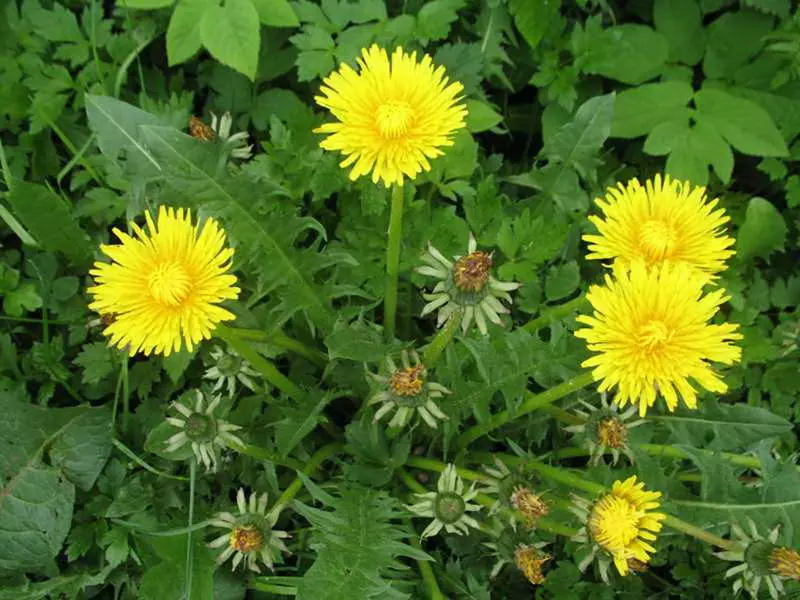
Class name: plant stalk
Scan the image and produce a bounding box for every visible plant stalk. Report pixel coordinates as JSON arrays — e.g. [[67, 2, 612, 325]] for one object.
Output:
[[384, 184, 405, 341], [522, 294, 589, 333], [422, 308, 462, 368], [455, 372, 596, 449], [215, 324, 304, 400]]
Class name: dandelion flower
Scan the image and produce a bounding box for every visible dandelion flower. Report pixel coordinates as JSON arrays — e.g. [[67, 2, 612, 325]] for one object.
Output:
[[575, 261, 742, 417], [510, 486, 550, 529], [407, 464, 482, 538], [367, 349, 450, 429], [208, 488, 290, 573], [584, 175, 735, 276], [314, 44, 468, 187], [165, 390, 244, 472], [572, 476, 665, 577], [716, 519, 800, 600], [515, 544, 551, 585], [417, 233, 521, 335], [89, 207, 239, 356]]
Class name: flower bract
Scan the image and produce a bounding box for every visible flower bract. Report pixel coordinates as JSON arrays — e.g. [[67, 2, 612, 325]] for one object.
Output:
[[165, 390, 244, 472], [89, 207, 239, 356], [407, 464, 482, 538], [584, 175, 735, 276], [565, 393, 645, 465], [204, 346, 259, 398], [208, 488, 290, 573], [314, 44, 467, 187], [575, 261, 742, 417], [367, 349, 450, 429], [417, 233, 520, 335]]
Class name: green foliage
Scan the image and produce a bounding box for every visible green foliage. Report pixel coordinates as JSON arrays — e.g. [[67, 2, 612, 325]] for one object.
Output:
[[294, 475, 429, 599], [1, 0, 799, 597]]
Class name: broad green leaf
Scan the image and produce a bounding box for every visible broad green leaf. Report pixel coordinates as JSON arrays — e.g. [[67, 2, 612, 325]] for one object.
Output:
[[544, 261, 580, 302], [294, 486, 429, 600], [742, 0, 790, 17], [582, 24, 668, 85], [200, 0, 260, 81], [611, 81, 693, 138], [694, 88, 788, 157], [251, 0, 299, 26], [542, 93, 615, 178], [167, 0, 215, 65], [49, 409, 113, 491], [74, 342, 115, 385], [139, 537, 216, 600], [119, 0, 173, 8], [0, 401, 112, 572], [509, 0, 561, 51], [416, 0, 465, 43], [0, 571, 108, 600], [644, 119, 733, 184], [465, 100, 503, 133], [85, 94, 163, 173], [654, 0, 705, 66], [674, 449, 800, 544], [653, 399, 791, 451], [703, 10, 774, 79], [343, 419, 410, 486], [736, 197, 787, 261], [6, 181, 91, 264], [162, 348, 196, 383]]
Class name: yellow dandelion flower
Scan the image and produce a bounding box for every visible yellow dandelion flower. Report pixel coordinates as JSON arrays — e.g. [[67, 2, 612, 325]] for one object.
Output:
[[575, 261, 742, 417], [588, 476, 665, 576], [584, 175, 735, 276], [89, 207, 239, 356], [314, 44, 468, 187]]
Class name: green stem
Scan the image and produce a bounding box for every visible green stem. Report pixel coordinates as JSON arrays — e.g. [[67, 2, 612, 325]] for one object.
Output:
[[411, 529, 445, 600], [215, 324, 304, 400], [455, 372, 596, 449], [539, 404, 583, 425], [422, 309, 461, 368], [248, 581, 297, 595], [384, 184, 405, 341], [112, 439, 189, 481], [275, 443, 342, 510], [637, 443, 763, 470], [223, 327, 327, 368], [121, 357, 130, 433], [397, 467, 427, 493], [234, 443, 305, 471], [185, 459, 196, 600], [406, 457, 487, 483], [662, 515, 734, 550], [522, 294, 589, 333]]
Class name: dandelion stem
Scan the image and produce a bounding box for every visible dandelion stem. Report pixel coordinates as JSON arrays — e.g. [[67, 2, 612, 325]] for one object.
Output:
[[215, 324, 304, 400], [522, 294, 589, 333], [234, 442, 305, 471], [112, 438, 189, 481], [185, 458, 196, 600], [422, 308, 462, 368], [455, 372, 596, 449], [276, 443, 342, 510], [384, 184, 405, 341], [222, 326, 327, 368], [662, 515, 734, 550]]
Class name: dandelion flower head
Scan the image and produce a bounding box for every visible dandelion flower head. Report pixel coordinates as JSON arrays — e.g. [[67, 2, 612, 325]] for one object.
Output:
[[314, 44, 468, 187], [588, 476, 665, 576], [584, 175, 735, 276], [575, 261, 742, 417], [89, 207, 239, 356]]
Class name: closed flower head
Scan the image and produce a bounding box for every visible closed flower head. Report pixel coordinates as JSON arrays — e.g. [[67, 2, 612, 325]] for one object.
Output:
[[89, 207, 239, 356], [515, 545, 551, 585], [588, 476, 665, 576], [584, 175, 734, 276], [314, 44, 467, 187], [575, 261, 742, 417]]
